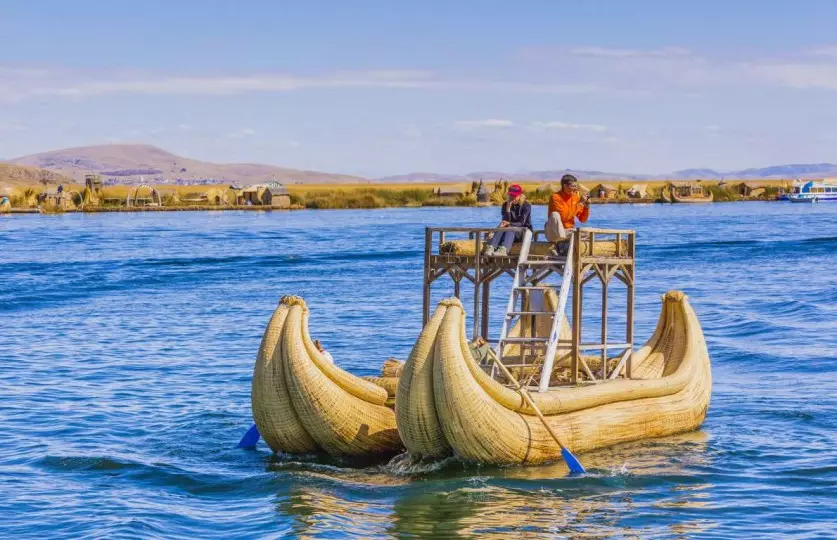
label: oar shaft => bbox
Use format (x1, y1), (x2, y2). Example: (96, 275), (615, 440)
(492, 356), (570, 451)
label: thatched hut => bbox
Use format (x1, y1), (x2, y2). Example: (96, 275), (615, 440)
(263, 183), (290, 208)
(434, 186), (467, 198)
(536, 183), (558, 194)
(476, 181), (491, 203)
(38, 189), (76, 210)
(737, 182), (766, 198)
(242, 185), (266, 205)
(590, 184), (618, 199)
(627, 184), (648, 199)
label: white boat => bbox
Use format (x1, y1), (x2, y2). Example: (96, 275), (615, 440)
(788, 179), (837, 203)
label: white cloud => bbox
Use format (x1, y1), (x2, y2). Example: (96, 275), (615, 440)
(569, 46), (691, 59)
(454, 119), (515, 130)
(226, 128), (256, 139)
(743, 61), (837, 90)
(804, 45), (837, 57)
(532, 121), (608, 132)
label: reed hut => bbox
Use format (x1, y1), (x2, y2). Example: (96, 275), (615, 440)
(38, 189), (76, 210)
(476, 181), (491, 203)
(536, 183), (558, 194)
(737, 182), (765, 198)
(590, 184), (618, 199)
(228, 185), (245, 205)
(434, 186), (467, 199)
(242, 185), (266, 205)
(263, 184), (290, 208)
(627, 184), (648, 199)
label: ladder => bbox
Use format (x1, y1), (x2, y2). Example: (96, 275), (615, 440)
(493, 231), (575, 392)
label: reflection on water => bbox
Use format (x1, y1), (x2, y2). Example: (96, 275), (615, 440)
(271, 432), (716, 538)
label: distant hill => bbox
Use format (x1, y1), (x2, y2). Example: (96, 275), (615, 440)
(7, 144), (365, 185)
(378, 164), (837, 183)
(0, 163), (73, 187)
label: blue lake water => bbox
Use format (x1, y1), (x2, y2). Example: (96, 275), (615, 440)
(1, 203), (836, 538)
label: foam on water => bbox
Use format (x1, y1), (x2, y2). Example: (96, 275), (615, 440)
(1, 203), (836, 538)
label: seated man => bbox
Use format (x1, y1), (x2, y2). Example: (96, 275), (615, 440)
(545, 174), (590, 252)
(484, 184), (532, 257)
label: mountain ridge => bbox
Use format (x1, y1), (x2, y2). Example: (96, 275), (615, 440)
(5, 143), (836, 184)
(7, 144), (365, 185)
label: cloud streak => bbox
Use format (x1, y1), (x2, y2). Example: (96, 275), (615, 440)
(532, 121), (608, 132)
(454, 119), (515, 130)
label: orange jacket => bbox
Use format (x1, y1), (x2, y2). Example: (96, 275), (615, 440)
(548, 191), (589, 230)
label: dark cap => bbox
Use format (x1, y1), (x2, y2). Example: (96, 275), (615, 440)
(561, 174), (578, 186)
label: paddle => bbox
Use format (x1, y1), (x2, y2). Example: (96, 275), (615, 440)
(237, 423), (261, 449)
(489, 350), (585, 474)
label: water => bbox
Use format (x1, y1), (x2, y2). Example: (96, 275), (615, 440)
(1, 203), (835, 539)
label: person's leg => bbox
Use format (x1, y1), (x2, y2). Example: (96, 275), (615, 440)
(494, 231), (515, 255)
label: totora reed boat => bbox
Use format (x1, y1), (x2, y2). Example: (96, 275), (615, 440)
(395, 291), (711, 465)
(251, 296), (403, 457)
(248, 227), (711, 466)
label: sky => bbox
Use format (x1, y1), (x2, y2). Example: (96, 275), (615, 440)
(4, 0), (837, 177)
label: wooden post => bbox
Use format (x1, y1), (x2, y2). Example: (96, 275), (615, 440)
(423, 228), (432, 326)
(473, 232), (482, 340)
(626, 232), (636, 378)
(601, 265), (608, 380)
(571, 229), (582, 384)
(481, 275), (491, 339)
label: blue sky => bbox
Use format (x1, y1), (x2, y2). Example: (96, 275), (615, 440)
(3, 0), (837, 176)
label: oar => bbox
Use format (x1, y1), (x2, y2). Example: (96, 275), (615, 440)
(237, 423), (261, 449)
(490, 350), (585, 474)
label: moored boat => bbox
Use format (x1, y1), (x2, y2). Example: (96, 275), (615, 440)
(395, 291), (711, 465)
(788, 178), (837, 203)
(670, 181), (714, 203)
(251, 295), (403, 457)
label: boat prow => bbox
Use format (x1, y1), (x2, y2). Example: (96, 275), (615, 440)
(251, 296), (403, 457)
(395, 291), (712, 465)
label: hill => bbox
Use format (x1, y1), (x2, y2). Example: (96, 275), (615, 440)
(8, 144), (365, 185)
(0, 163), (73, 187)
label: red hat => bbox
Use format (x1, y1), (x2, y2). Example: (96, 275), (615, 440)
(508, 184), (523, 195)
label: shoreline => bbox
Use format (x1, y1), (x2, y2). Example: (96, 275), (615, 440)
(2, 198), (784, 215)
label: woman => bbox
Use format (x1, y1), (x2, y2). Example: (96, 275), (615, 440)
(484, 184), (532, 257)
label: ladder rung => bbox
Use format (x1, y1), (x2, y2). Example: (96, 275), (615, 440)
(507, 311), (554, 316)
(500, 337), (550, 343)
(514, 286), (557, 291)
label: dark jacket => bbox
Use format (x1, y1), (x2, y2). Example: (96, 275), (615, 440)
(501, 199), (533, 231)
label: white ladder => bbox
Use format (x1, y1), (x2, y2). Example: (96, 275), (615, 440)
(493, 232), (575, 392)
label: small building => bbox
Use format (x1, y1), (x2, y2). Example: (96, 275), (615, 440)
(38, 189), (76, 210)
(263, 183), (291, 208)
(536, 183), (558, 194)
(737, 182), (765, 198)
(476, 181), (491, 203)
(626, 184), (648, 199)
(242, 185), (266, 205)
(85, 174), (103, 194)
(590, 184), (618, 199)
(434, 186), (466, 198)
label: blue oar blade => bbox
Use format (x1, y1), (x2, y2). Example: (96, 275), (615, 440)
(561, 447), (586, 474)
(237, 424), (261, 449)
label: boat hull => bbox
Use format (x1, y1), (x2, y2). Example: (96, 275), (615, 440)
(395, 292), (712, 465)
(251, 296), (403, 457)
(672, 192), (714, 203)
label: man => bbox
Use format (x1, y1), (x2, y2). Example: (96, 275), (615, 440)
(545, 174), (589, 245)
(484, 184), (532, 257)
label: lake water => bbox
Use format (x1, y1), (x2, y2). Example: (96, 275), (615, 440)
(1, 203), (836, 538)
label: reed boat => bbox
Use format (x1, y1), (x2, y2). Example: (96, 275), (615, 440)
(669, 182), (714, 203)
(395, 291), (711, 465)
(251, 295), (403, 457)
